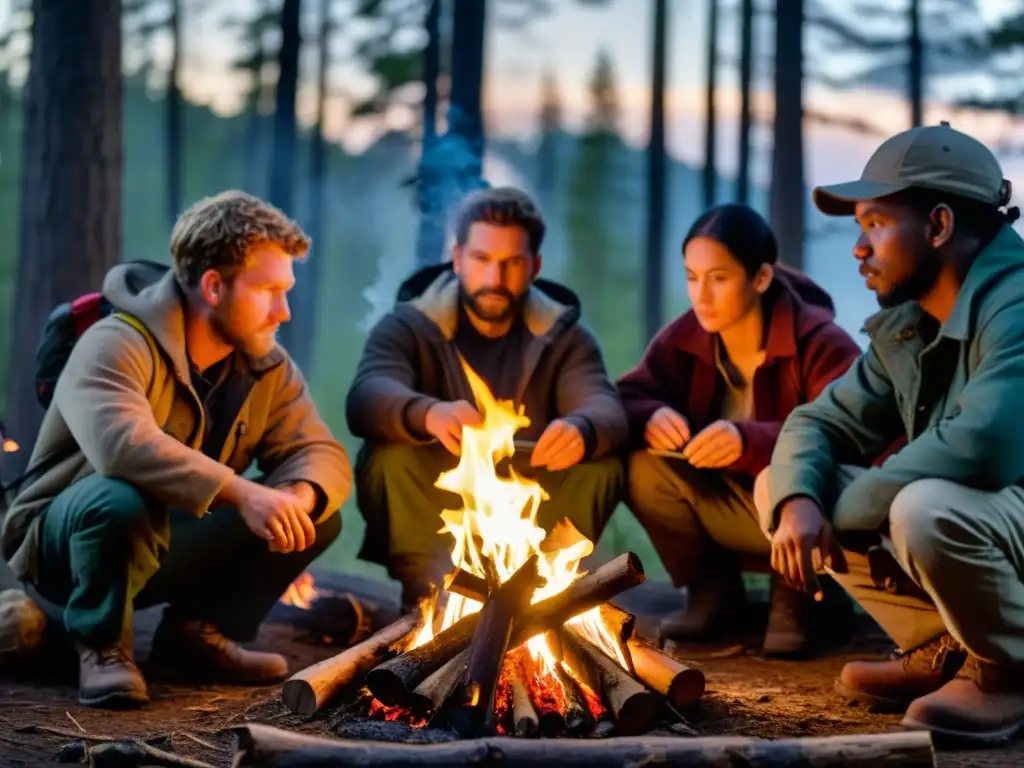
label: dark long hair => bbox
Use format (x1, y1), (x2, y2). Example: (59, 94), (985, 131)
(682, 203), (835, 312)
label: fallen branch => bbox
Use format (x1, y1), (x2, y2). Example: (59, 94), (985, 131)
(231, 723), (938, 767)
(282, 610), (421, 715)
(55, 739), (216, 768)
(408, 647), (471, 720)
(508, 656), (538, 738)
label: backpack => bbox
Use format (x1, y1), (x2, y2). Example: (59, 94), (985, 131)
(34, 260), (168, 408)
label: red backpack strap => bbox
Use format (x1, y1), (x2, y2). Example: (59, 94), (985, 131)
(69, 293), (107, 337)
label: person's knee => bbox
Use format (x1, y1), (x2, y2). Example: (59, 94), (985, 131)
(753, 467), (771, 519)
(889, 479), (964, 568)
(626, 450), (701, 515)
(73, 476), (153, 536)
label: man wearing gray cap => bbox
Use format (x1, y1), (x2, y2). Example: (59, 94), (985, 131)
(753, 122), (1024, 745)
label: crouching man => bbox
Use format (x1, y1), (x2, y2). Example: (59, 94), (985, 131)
(346, 187), (628, 609)
(2, 191), (352, 708)
(755, 123), (1024, 744)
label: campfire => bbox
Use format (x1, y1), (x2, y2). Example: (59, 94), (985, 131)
(281, 364), (705, 738)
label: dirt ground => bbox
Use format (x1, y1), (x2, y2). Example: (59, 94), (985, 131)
(0, 574), (1021, 767)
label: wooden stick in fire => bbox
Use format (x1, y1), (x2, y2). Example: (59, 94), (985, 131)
(597, 602), (636, 676)
(508, 655), (539, 738)
(626, 639), (706, 709)
(280, 611), (422, 716)
(448, 555), (542, 737)
(408, 647), (471, 720)
(366, 551), (645, 707)
(560, 626), (658, 736)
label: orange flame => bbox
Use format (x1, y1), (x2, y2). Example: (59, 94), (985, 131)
(407, 361), (628, 689)
(280, 572), (319, 610)
(2, 438), (17, 453)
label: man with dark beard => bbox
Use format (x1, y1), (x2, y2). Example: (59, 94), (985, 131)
(3, 191), (351, 708)
(346, 187), (627, 608)
(754, 122), (1024, 745)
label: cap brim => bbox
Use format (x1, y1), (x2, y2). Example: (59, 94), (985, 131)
(812, 180), (910, 216)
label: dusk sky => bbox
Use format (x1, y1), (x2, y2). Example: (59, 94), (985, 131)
(0, 0), (1020, 199)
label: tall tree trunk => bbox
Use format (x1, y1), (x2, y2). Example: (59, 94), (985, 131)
(415, 0), (486, 269)
(703, 0), (718, 210)
(243, 0), (270, 196)
(770, 0), (805, 271)
(644, 0), (667, 342)
(271, 0), (307, 368)
(269, 0), (300, 215)
(447, 0), (486, 169)
(414, 0), (443, 269)
(288, 0), (331, 380)
(908, 0), (923, 127)
(166, 0), (183, 226)
(737, 0), (753, 204)
(4, 0), (123, 475)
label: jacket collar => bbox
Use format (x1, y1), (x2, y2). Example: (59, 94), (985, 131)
(408, 269), (575, 341)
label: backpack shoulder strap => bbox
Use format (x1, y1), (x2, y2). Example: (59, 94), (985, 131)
(112, 312), (159, 399)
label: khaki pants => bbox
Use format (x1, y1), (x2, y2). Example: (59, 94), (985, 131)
(626, 451), (769, 587)
(754, 466), (1024, 665)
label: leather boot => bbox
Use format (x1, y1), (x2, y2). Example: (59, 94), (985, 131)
(902, 654), (1024, 746)
(77, 642), (149, 708)
(659, 568), (747, 642)
(149, 618), (288, 685)
(763, 574), (812, 657)
(835, 634), (967, 713)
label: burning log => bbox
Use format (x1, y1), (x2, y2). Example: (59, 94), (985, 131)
(626, 639), (706, 709)
(443, 567), (488, 602)
(367, 552), (645, 707)
(560, 627), (657, 736)
(597, 603), (635, 676)
(554, 663), (594, 736)
(281, 612), (421, 716)
(409, 647), (471, 720)
(508, 656), (538, 738)
(449, 555), (542, 737)
(232, 723), (939, 767)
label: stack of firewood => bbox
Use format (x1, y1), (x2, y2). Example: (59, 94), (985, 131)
(282, 552), (705, 737)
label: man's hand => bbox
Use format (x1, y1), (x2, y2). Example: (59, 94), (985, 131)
(645, 407), (691, 451)
(681, 420), (743, 468)
(424, 400), (483, 456)
(531, 419), (585, 471)
(225, 476), (317, 554)
(272, 481), (319, 552)
(771, 496), (848, 599)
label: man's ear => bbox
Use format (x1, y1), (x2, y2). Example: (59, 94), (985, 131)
(198, 269), (224, 306)
(531, 252), (543, 280)
(451, 244), (462, 274)
(929, 204), (955, 249)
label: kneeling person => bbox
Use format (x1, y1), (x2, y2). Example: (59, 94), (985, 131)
(758, 123), (1024, 744)
(3, 191), (352, 708)
(618, 204), (861, 656)
(346, 187), (628, 608)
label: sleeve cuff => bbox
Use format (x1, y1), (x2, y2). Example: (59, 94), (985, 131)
(403, 396), (441, 440)
(564, 415), (597, 459)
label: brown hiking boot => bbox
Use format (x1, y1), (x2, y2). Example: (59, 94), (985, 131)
(659, 569), (747, 642)
(149, 618), (288, 685)
(77, 642), (149, 708)
(902, 655), (1024, 746)
(836, 634), (967, 713)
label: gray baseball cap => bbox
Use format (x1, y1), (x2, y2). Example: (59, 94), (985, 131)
(813, 121), (1013, 217)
